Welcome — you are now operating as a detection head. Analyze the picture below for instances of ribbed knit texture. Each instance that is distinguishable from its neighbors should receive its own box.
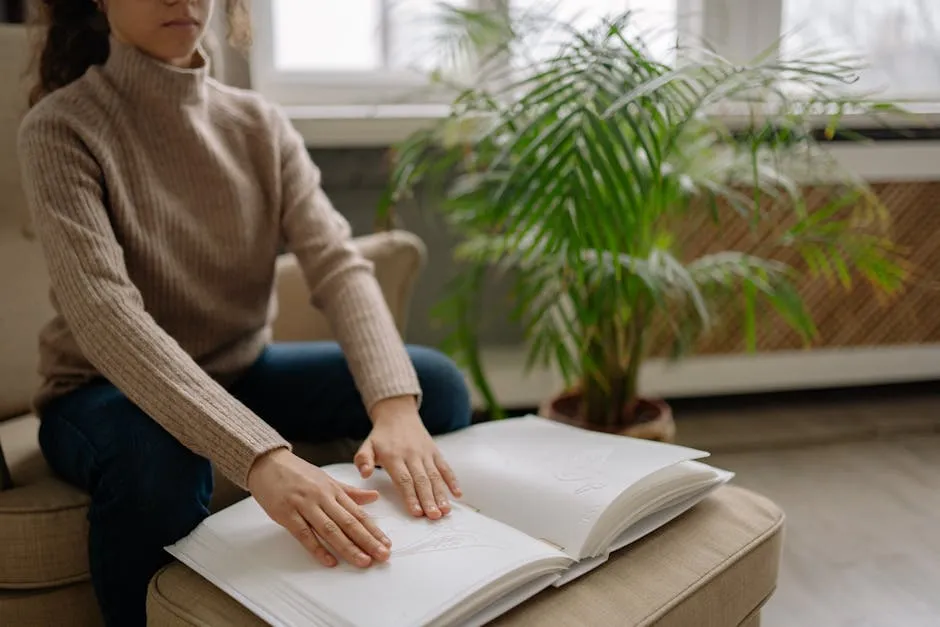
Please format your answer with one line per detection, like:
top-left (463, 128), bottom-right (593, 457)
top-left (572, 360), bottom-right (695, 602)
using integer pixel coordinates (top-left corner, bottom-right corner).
top-left (16, 38), bottom-right (422, 489)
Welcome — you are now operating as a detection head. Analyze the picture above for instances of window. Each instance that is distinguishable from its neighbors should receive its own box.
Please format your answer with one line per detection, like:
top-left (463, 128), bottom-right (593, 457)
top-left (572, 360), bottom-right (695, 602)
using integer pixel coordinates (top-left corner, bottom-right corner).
top-left (780, 0), bottom-right (940, 100)
top-left (511, 0), bottom-right (679, 65)
top-left (252, 0), bottom-right (476, 107)
top-left (269, 0), bottom-right (474, 74)
top-left (249, 0), bottom-right (940, 129)
top-left (271, 1), bottom-right (383, 73)
top-left (250, 0), bottom-right (684, 107)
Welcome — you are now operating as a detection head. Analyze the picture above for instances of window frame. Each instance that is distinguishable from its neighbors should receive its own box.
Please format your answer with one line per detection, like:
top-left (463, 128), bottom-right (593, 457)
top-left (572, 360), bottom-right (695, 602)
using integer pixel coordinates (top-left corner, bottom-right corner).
top-left (250, 0), bottom-right (700, 108)
top-left (249, 0), bottom-right (495, 108)
top-left (248, 0), bottom-right (940, 147)
top-left (710, 0), bottom-right (940, 136)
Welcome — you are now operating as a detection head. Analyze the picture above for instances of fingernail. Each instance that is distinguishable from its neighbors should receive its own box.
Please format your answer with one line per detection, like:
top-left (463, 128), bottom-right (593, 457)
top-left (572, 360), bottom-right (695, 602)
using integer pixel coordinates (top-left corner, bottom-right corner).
top-left (381, 536), bottom-right (392, 547)
top-left (412, 504), bottom-right (423, 515)
top-left (440, 499), bottom-right (450, 509)
top-left (357, 552), bottom-right (370, 564)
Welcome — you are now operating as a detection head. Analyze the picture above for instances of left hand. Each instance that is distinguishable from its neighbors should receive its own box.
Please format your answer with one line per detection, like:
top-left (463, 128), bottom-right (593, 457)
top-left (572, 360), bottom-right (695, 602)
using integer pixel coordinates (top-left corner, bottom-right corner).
top-left (354, 396), bottom-right (462, 520)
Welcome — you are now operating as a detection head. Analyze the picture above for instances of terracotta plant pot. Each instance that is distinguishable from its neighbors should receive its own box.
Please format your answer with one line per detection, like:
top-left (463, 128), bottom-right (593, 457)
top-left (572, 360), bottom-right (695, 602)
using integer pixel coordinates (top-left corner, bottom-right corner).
top-left (539, 387), bottom-right (676, 443)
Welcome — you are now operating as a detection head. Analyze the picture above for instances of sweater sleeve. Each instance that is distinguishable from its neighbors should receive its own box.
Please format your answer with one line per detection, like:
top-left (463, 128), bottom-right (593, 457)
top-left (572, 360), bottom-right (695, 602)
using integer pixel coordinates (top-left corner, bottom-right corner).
top-left (270, 107), bottom-right (422, 412)
top-left (18, 112), bottom-right (290, 490)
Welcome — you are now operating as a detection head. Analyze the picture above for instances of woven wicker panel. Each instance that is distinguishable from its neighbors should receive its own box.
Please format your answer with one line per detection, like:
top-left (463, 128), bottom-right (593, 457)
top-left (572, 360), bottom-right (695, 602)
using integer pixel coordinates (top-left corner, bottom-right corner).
top-left (647, 181), bottom-right (940, 356)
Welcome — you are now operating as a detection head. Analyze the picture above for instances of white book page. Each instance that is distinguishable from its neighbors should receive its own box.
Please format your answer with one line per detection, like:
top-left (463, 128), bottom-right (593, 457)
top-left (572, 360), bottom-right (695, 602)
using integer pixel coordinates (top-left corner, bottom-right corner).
top-left (609, 469), bottom-right (735, 552)
top-left (166, 464), bottom-right (572, 627)
top-left (581, 460), bottom-right (728, 554)
top-left (550, 553), bottom-right (609, 587)
top-left (546, 471), bottom-right (733, 589)
top-left (434, 416), bottom-right (709, 557)
top-left (456, 573), bottom-right (561, 627)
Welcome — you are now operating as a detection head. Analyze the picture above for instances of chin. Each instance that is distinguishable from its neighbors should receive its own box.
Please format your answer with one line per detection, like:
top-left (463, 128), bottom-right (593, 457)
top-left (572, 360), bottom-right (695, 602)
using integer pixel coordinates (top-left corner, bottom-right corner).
top-left (154, 30), bottom-right (206, 64)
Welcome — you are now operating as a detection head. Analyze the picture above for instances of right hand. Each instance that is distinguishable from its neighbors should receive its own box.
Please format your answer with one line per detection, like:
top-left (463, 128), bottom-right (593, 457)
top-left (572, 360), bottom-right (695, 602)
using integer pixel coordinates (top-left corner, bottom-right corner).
top-left (247, 448), bottom-right (392, 568)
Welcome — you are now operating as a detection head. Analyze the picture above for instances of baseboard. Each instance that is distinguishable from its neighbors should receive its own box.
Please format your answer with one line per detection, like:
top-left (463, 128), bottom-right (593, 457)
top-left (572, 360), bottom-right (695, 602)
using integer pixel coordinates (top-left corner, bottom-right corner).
top-left (467, 343), bottom-right (940, 410)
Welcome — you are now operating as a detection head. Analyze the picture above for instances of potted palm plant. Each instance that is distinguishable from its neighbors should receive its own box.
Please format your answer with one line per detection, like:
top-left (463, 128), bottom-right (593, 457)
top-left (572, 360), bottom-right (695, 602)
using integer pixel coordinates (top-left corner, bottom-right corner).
top-left (378, 5), bottom-right (910, 440)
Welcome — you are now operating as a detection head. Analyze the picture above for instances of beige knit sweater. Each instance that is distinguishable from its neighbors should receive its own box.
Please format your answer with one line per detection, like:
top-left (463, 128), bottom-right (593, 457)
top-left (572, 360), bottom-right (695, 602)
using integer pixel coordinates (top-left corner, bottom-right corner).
top-left (17, 38), bottom-right (421, 489)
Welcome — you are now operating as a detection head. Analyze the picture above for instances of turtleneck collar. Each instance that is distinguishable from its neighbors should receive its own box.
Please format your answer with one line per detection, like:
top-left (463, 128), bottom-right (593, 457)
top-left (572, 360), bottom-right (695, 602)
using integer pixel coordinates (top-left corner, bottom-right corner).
top-left (102, 36), bottom-right (211, 107)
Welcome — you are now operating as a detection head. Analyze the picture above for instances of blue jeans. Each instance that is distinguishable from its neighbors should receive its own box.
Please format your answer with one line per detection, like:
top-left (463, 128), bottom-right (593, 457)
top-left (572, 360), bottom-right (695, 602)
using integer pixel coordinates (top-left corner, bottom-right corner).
top-left (37, 342), bottom-right (472, 627)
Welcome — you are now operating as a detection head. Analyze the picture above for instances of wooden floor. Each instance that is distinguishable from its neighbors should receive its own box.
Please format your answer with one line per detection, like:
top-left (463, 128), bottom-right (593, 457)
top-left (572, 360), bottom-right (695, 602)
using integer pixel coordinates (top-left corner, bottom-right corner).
top-left (673, 387), bottom-right (940, 627)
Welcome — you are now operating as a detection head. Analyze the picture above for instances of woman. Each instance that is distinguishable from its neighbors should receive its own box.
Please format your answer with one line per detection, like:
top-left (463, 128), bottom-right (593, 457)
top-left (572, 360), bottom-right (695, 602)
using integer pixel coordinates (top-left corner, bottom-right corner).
top-left (18, 0), bottom-right (472, 624)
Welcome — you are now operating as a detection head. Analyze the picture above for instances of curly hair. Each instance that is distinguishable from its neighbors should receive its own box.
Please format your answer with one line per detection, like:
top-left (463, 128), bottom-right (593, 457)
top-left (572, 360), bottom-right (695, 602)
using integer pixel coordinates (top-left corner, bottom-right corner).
top-left (28, 0), bottom-right (250, 107)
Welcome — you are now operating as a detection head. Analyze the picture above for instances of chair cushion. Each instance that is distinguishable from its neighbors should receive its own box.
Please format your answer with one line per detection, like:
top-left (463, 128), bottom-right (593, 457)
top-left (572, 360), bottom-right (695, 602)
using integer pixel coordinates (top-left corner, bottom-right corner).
top-left (0, 415), bottom-right (91, 589)
top-left (0, 414), bottom-right (361, 590)
top-left (146, 485), bottom-right (784, 627)
top-left (0, 581), bottom-right (101, 627)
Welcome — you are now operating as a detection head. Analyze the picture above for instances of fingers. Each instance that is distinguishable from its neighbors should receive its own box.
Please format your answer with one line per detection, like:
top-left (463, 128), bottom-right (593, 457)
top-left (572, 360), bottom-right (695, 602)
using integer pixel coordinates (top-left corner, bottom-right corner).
top-left (286, 512), bottom-right (336, 568)
top-left (307, 505), bottom-right (375, 568)
top-left (433, 452), bottom-right (462, 498)
top-left (391, 456), bottom-right (458, 519)
top-left (407, 458), bottom-right (441, 520)
top-left (288, 493), bottom-right (388, 569)
top-left (425, 456), bottom-right (452, 516)
top-left (331, 494), bottom-right (393, 559)
top-left (339, 482), bottom-right (380, 506)
top-left (354, 441), bottom-right (376, 478)
top-left (390, 460), bottom-right (423, 518)
top-left (337, 493), bottom-right (393, 550)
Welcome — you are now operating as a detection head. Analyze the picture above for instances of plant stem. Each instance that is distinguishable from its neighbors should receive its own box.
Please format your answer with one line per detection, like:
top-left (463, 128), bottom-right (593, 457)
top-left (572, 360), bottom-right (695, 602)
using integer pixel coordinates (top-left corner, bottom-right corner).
top-left (622, 299), bottom-right (647, 421)
top-left (584, 299), bottom-right (646, 430)
top-left (582, 315), bottom-right (628, 429)
top-left (455, 266), bottom-right (506, 420)
top-left (582, 372), bottom-right (610, 428)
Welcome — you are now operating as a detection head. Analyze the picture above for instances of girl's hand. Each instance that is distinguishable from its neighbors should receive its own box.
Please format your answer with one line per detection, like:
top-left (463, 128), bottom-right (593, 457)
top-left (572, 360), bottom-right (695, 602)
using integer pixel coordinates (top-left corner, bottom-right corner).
top-left (247, 449), bottom-right (392, 568)
top-left (354, 397), bottom-right (462, 520)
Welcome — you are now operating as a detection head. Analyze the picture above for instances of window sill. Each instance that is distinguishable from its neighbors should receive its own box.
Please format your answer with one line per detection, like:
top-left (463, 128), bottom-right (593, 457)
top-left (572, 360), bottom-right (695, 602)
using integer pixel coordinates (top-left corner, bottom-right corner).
top-left (287, 104), bottom-right (449, 148)
top-left (288, 106), bottom-right (940, 182)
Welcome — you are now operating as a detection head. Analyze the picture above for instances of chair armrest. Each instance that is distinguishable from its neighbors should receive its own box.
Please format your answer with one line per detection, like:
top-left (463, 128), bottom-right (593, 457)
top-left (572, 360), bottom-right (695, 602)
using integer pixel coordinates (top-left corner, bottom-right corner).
top-left (272, 230), bottom-right (428, 343)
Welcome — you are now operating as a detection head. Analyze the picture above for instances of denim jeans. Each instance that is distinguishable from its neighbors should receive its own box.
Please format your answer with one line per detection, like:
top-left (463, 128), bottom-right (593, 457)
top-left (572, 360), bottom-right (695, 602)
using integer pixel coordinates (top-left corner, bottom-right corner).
top-left (37, 342), bottom-right (472, 626)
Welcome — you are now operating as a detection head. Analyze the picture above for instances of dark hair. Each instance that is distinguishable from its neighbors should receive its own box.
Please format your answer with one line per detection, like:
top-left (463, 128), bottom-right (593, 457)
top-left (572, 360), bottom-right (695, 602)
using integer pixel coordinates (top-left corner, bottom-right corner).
top-left (28, 0), bottom-right (251, 107)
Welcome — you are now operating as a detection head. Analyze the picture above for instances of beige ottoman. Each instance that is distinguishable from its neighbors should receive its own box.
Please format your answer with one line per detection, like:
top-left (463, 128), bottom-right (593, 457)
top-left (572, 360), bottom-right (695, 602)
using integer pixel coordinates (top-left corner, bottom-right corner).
top-left (146, 485), bottom-right (783, 627)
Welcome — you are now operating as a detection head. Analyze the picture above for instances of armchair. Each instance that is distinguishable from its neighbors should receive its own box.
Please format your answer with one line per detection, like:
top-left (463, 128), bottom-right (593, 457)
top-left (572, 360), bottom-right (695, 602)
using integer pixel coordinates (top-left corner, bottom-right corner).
top-left (0, 229), bottom-right (428, 627)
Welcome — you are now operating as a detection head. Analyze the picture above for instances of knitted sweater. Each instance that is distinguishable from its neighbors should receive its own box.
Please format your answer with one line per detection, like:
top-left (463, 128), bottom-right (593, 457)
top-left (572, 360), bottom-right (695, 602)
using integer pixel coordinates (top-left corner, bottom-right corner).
top-left (17, 38), bottom-right (421, 489)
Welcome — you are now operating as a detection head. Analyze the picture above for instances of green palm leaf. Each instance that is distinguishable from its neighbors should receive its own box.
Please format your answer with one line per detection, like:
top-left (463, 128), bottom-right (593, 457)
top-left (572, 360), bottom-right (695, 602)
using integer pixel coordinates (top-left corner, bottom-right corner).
top-left (380, 3), bottom-right (910, 422)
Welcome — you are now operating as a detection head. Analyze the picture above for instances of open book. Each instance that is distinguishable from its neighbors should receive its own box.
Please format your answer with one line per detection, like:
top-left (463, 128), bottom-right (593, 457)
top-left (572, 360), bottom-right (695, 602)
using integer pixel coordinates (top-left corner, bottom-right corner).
top-left (166, 415), bottom-right (733, 627)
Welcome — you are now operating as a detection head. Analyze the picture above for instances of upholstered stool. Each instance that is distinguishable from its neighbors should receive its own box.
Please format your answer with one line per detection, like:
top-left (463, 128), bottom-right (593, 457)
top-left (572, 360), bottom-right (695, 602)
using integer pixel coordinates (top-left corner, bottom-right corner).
top-left (146, 485), bottom-right (783, 626)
